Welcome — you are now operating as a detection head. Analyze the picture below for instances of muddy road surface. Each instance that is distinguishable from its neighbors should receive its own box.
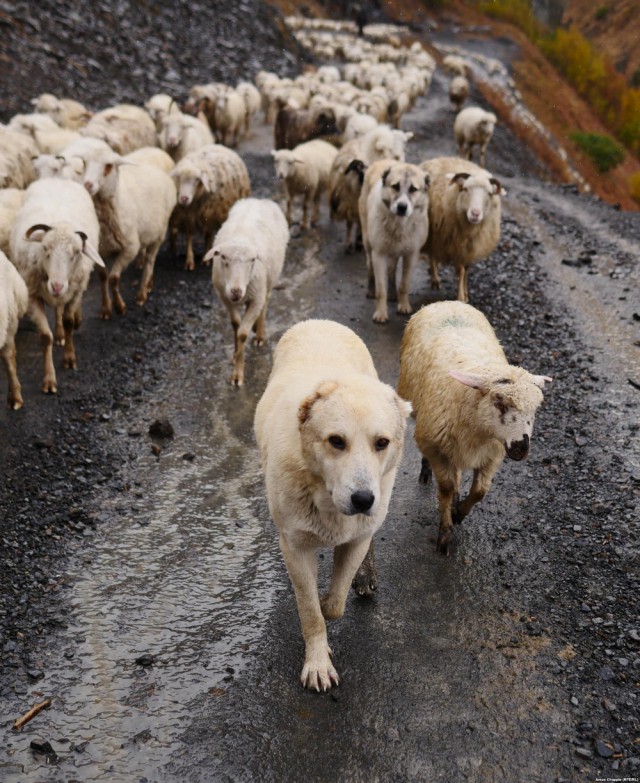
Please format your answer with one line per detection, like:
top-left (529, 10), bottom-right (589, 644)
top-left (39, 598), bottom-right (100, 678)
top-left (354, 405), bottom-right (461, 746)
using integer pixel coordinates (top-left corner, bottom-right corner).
top-left (1, 17), bottom-right (640, 783)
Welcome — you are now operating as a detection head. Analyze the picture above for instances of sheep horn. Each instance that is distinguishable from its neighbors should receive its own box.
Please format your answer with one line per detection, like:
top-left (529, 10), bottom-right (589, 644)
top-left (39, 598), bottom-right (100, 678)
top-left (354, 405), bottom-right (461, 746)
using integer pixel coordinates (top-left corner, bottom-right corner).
top-left (25, 223), bottom-right (52, 239)
top-left (450, 172), bottom-right (471, 186)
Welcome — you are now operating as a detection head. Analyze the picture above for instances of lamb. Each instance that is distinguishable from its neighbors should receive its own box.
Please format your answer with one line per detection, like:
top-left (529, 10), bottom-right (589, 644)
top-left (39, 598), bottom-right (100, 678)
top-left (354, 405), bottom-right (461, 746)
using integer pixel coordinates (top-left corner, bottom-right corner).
top-left (0, 128), bottom-right (38, 189)
top-left (419, 156), bottom-right (505, 303)
top-left (205, 198), bottom-right (289, 386)
top-left (61, 137), bottom-right (177, 316)
top-left (358, 159), bottom-right (430, 323)
top-left (329, 125), bottom-right (412, 251)
top-left (397, 301), bottom-right (551, 554)
top-left (10, 179), bottom-right (105, 393)
top-left (159, 111), bottom-right (214, 162)
top-left (271, 139), bottom-right (338, 229)
top-left (80, 104), bottom-right (157, 154)
top-left (0, 250), bottom-right (28, 409)
top-left (449, 75), bottom-right (470, 112)
top-left (454, 106), bottom-right (498, 167)
top-left (169, 144), bottom-right (251, 271)
top-left (31, 93), bottom-right (92, 129)
top-left (273, 105), bottom-right (339, 151)
top-left (213, 91), bottom-right (246, 147)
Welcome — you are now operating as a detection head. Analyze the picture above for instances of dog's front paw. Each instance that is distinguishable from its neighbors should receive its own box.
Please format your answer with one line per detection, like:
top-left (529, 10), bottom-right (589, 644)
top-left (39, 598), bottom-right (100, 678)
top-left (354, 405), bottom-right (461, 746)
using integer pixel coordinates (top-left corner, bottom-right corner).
top-left (301, 652), bottom-right (340, 692)
top-left (372, 309), bottom-right (389, 324)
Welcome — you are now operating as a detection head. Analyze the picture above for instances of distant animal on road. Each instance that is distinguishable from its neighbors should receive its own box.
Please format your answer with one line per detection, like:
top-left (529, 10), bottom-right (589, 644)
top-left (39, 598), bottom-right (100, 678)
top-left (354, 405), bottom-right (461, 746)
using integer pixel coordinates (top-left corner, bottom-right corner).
top-left (254, 319), bottom-right (411, 690)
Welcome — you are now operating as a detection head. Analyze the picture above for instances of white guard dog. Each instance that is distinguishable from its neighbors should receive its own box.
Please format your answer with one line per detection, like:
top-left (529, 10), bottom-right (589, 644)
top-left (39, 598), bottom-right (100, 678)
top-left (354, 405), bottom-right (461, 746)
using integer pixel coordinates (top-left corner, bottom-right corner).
top-left (358, 159), bottom-right (430, 324)
top-left (254, 319), bottom-right (412, 691)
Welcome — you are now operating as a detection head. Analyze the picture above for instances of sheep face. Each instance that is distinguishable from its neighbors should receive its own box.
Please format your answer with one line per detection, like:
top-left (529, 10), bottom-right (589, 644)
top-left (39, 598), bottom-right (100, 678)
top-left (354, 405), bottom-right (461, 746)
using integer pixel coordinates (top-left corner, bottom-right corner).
top-left (271, 150), bottom-right (298, 181)
top-left (374, 130), bottom-right (412, 162)
top-left (447, 172), bottom-right (504, 225)
top-left (449, 370), bottom-right (550, 461)
top-left (173, 171), bottom-right (207, 206)
top-left (25, 224), bottom-right (104, 298)
top-left (380, 163), bottom-right (429, 218)
top-left (209, 240), bottom-right (257, 304)
top-left (161, 115), bottom-right (186, 149)
top-left (81, 153), bottom-right (124, 197)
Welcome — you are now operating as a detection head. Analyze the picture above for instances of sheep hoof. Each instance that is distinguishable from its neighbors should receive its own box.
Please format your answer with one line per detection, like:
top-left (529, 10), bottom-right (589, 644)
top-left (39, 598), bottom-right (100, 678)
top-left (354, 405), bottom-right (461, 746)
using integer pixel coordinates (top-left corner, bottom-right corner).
top-left (63, 357), bottom-right (77, 370)
top-left (436, 531), bottom-right (451, 556)
top-left (253, 336), bottom-right (265, 347)
top-left (42, 379), bottom-right (58, 394)
top-left (9, 396), bottom-right (24, 411)
top-left (418, 459), bottom-right (432, 485)
top-left (452, 503), bottom-right (466, 525)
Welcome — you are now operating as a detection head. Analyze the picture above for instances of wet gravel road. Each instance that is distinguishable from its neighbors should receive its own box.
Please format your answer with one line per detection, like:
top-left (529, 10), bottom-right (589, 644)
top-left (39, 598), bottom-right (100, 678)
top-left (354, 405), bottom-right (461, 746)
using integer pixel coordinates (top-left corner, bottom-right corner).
top-left (1, 6), bottom-right (640, 783)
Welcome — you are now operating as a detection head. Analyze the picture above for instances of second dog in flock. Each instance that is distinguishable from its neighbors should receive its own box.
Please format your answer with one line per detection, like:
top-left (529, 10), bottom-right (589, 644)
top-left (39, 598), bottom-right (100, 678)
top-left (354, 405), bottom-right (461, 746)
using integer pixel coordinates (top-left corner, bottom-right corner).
top-left (358, 160), bottom-right (430, 324)
top-left (254, 319), bottom-right (412, 691)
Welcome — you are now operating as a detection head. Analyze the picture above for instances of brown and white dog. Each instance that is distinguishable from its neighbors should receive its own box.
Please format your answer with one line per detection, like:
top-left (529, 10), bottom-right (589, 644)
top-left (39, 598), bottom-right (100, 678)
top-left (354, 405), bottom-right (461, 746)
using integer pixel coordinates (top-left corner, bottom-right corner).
top-left (358, 159), bottom-right (430, 324)
top-left (254, 319), bottom-right (411, 690)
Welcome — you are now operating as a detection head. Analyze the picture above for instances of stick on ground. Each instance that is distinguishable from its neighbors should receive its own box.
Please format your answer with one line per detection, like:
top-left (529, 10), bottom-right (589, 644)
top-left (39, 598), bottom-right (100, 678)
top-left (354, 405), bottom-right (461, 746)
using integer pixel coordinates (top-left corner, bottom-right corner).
top-left (13, 698), bottom-right (52, 730)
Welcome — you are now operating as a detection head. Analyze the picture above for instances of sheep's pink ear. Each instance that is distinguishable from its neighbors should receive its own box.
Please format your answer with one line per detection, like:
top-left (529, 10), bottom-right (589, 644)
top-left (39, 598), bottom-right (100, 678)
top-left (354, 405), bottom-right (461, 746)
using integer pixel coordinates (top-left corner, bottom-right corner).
top-left (449, 369), bottom-right (488, 390)
top-left (25, 224), bottom-right (52, 242)
top-left (200, 172), bottom-right (211, 191)
top-left (76, 232), bottom-right (105, 268)
top-left (531, 375), bottom-right (552, 389)
top-left (203, 247), bottom-right (219, 262)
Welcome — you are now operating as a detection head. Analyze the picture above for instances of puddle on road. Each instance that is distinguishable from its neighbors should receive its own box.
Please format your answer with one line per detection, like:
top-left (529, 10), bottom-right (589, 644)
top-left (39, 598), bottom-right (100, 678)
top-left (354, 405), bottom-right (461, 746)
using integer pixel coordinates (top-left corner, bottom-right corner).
top-left (0, 234), bottom-right (325, 782)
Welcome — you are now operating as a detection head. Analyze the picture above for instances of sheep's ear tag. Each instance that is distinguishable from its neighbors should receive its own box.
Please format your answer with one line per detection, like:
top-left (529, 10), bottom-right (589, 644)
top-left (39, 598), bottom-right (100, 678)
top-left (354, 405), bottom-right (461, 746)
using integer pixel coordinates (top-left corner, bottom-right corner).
top-left (448, 369), bottom-right (488, 390)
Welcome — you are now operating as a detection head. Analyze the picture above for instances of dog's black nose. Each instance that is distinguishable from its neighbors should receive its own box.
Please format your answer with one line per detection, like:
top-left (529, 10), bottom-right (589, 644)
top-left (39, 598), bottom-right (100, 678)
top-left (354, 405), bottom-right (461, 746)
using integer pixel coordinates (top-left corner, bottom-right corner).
top-left (395, 202), bottom-right (407, 216)
top-left (351, 490), bottom-right (375, 513)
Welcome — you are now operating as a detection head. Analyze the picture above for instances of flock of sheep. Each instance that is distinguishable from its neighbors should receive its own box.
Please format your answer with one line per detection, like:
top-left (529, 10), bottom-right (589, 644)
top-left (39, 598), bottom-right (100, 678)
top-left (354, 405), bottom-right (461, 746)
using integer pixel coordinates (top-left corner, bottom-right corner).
top-left (0, 15), bottom-right (551, 563)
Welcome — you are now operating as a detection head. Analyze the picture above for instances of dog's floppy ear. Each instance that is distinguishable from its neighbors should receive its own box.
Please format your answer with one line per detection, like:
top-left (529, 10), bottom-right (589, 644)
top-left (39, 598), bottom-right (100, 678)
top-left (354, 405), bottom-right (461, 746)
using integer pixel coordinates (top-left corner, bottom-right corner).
top-left (298, 381), bottom-right (339, 426)
top-left (381, 167), bottom-right (391, 185)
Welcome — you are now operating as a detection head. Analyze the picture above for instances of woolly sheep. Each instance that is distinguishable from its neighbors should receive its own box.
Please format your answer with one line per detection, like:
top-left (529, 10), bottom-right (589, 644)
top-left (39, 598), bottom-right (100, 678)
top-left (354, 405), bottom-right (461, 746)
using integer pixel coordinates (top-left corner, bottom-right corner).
top-left (32, 153), bottom-right (83, 181)
top-left (397, 301), bottom-right (551, 554)
top-left (213, 91), bottom-right (246, 147)
top-left (0, 250), bottom-right (28, 409)
top-left (419, 156), bottom-right (505, 303)
top-left (169, 144), bottom-right (251, 271)
top-left (31, 93), bottom-right (91, 129)
top-left (442, 54), bottom-right (468, 77)
top-left (235, 81), bottom-right (261, 135)
top-left (62, 137), bottom-right (177, 316)
top-left (80, 104), bottom-right (157, 155)
top-left (449, 76), bottom-right (470, 112)
top-left (144, 93), bottom-right (181, 132)
top-left (274, 105), bottom-right (339, 151)
top-left (205, 198), bottom-right (289, 386)
top-left (159, 111), bottom-right (214, 162)
top-left (0, 128), bottom-right (38, 189)
top-left (10, 179), bottom-right (105, 393)
top-left (0, 188), bottom-right (26, 257)
top-left (342, 112), bottom-right (378, 143)
top-left (124, 146), bottom-right (175, 173)
top-left (454, 106), bottom-right (498, 167)
top-left (271, 139), bottom-right (338, 229)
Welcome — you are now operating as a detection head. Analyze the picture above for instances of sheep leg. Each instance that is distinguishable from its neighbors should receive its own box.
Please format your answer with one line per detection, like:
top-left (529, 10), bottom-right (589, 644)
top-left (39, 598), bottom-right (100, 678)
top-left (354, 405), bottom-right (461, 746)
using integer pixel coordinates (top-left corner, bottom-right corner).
top-left (453, 462), bottom-right (501, 525)
top-left (322, 536), bottom-right (373, 618)
top-left (301, 192), bottom-right (311, 230)
top-left (428, 254), bottom-right (441, 290)
top-left (185, 233), bottom-right (195, 272)
top-left (1, 338), bottom-right (23, 410)
top-left (397, 252), bottom-right (417, 314)
top-left (54, 306), bottom-right (65, 346)
top-left (479, 144), bottom-right (488, 168)
top-left (29, 298), bottom-right (57, 394)
top-left (371, 250), bottom-right (389, 323)
top-left (432, 461), bottom-right (461, 556)
top-left (351, 538), bottom-right (377, 596)
top-left (229, 300), bottom-right (262, 386)
top-left (109, 272), bottom-right (127, 316)
top-left (74, 301), bottom-right (83, 330)
top-left (98, 266), bottom-right (113, 320)
top-left (419, 457), bottom-right (432, 485)
top-left (455, 265), bottom-right (468, 303)
top-left (252, 299), bottom-right (268, 346)
top-left (278, 532), bottom-right (339, 692)
top-left (136, 239), bottom-right (163, 306)
top-left (311, 188), bottom-right (322, 227)
top-left (62, 300), bottom-right (78, 370)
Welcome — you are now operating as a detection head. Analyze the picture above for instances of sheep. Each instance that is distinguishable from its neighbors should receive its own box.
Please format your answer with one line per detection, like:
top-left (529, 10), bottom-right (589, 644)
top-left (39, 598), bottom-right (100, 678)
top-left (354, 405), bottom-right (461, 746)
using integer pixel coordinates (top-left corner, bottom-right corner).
top-left (419, 156), bottom-right (505, 303)
top-left (0, 188), bottom-right (27, 256)
top-left (273, 105), bottom-right (339, 151)
top-left (397, 301), bottom-right (552, 554)
top-left (213, 91), bottom-right (246, 147)
top-left (454, 106), bottom-right (498, 167)
top-left (271, 139), bottom-right (338, 229)
top-left (80, 104), bottom-right (157, 154)
top-left (125, 146), bottom-right (176, 173)
top-left (235, 81), bottom-right (261, 135)
top-left (341, 111), bottom-right (377, 143)
top-left (449, 76), bottom-right (470, 112)
top-left (0, 250), bottom-right (28, 410)
top-left (31, 153), bottom-right (83, 181)
top-left (10, 179), bottom-right (105, 393)
top-left (205, 198), bottom-right (289, 386)
top-left (159, 111), bottom-right (214, 162)
top-left (169, 144), bottom-right (251, 271)
top-left (0, 128), bottom-right (38, 189)
top-left (144, 93), bottom-right (181, 132)
top-left (61, 137), bottom-right (177, 316)
top-left (31, 93), bottom-right (92, 129)
top-left (442, 54), bottom-right (468, 77)
top-left (329, 125), bottom-right (412, 251)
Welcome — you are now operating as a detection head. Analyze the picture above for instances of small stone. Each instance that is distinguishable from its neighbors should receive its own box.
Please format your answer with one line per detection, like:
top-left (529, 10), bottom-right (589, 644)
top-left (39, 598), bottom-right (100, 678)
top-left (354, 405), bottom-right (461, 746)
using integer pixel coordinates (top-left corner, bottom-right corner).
top-left (149, 418), bottom-right (174, 440)
top-left (617, 658), bottom-right (629, 667)
top-left (135, 654), bottom-right (155, 667)
top-left (151, 444), bottom-right (162, 457)
top-left (182, 452), bottom-right (195, 461)
top-left (629, 629), bottom-right (640, 642)
top-left (594, 739), bottom-right (614, 758)
top-left (30, 740), bottom-right (57, 760)
top-left (573, 525), bottom-right (582, 532)
top-left (26, 669), bottom-right (44, 680)
top-left (570, 696), bottom-right (579, 706)
top-left (602, 697), bottom-right (617, 712)
top-left (575, 747), bottom-right (592, 759)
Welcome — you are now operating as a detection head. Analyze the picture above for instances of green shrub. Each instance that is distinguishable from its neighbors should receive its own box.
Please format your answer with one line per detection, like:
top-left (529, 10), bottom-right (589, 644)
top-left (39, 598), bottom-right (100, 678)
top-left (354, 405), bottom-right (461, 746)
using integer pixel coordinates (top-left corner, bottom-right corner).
top-left (569, 131), bottom-right (625, 172)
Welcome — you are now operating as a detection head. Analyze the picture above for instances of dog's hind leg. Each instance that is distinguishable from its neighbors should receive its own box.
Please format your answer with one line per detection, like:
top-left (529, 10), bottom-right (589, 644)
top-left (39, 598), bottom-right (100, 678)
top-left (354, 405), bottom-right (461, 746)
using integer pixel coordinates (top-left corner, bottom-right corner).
top-left (279, 534), bottom-right (339, 691)
top-left (351, 538), bottom-right (377, 596)
top-left (322, 535), bottom-right (373, 615)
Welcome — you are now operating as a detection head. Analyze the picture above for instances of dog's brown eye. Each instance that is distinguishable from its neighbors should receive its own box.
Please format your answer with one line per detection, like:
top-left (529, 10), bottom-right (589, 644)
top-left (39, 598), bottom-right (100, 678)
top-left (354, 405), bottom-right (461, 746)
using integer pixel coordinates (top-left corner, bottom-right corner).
top-left (375, 438), bottom-right (390, 451)
top-left (391, 183), bottom-right (400, 192)
top-left (328, 435), bottom-right (345, 450)
top-left (408, 185), bottom-right (417, 193)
